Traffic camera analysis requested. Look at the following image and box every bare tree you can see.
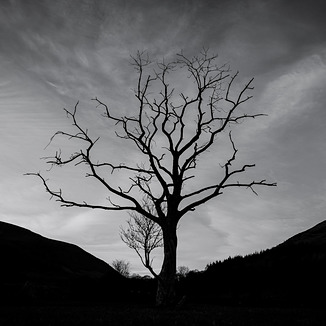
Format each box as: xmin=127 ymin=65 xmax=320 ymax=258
xmin=112 ymin=259 xmax=131 ymax=278
xmin=120 ymin=196 xmax=163 ymax=279
xmin=27 ymin=49 xmax=276 ymax=306
xmin=177 ymin=266 xmax=190 ymax=279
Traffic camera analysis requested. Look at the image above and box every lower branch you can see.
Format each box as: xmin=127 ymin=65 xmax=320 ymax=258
xmin=25 ymin=172 xmax=137 ymax=211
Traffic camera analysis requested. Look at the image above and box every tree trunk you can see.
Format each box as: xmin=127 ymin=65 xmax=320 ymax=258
xmin=156 ymin=223 xmax=178 ymax=307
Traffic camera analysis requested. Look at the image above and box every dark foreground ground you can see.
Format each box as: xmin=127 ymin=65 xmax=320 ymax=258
xmin=1 ymin=303 xmax=325 ymax=326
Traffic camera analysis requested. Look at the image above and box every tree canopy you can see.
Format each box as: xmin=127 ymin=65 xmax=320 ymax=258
xmin=28 ymin=49 xmax=276 ymax=306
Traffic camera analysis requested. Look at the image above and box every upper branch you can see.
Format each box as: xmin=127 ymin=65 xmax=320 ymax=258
xmin=178 ymin=72 xmax=265 ymax=181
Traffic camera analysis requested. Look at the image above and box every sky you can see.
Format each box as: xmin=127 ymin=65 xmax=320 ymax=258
xmin=1 ymin=0 xmax=326 ymax=275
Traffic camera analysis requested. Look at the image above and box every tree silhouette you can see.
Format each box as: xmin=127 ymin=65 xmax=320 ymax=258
xmin=120 ymin=196 xmax=163 ymax=279
xmin=112 ymin=259 xmax=131 ymax=278
xmin=177 ymin=266 xmax=190 ymax=279
xmin=27 ymin=49 xmax=276 ymax=306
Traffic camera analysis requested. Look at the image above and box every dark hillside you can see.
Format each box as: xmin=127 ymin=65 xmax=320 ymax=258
xmin=282 ymin=220 xmax=326 ymax=246
xmin=183 ymin=220 xmax=326 ymax=307
xmin=2 ymin=219 xmax=326 ymax=307
xmin=0 ymin=221 xmax=125 ymax=303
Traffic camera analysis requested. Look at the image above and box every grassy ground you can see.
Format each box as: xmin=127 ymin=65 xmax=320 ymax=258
xmin=0 ymin=303 xmax=325 ymax=326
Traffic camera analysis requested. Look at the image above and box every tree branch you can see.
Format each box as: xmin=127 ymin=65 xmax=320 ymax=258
xmin=179 ymin=131 xmax=276 ymax=216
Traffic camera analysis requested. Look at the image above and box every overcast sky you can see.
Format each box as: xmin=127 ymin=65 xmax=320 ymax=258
xmin=1 ymin=0 xmax=326 ymax=275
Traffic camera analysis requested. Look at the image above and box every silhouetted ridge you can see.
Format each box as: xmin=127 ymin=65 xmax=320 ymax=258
xmin=0 ymin=221 xmax=41 ymax=238
xmin=282 ymin=220 xmax=326 ymax=246
xmin=183 ymin=220 xmax=326 ymax=307
xmin=0 ymin=221 xmax=125 ymax=303
xmin=0 ymin=221 xmax=121 ymax=277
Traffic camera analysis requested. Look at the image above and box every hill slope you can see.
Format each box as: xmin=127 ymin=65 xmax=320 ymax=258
xmin=0 ymin=221 xmax=125 ymax=302
xmin=185 ymin=220 xmax=326 ymax=306
xmin=282 ymin=220 xmax=326 ymax=247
